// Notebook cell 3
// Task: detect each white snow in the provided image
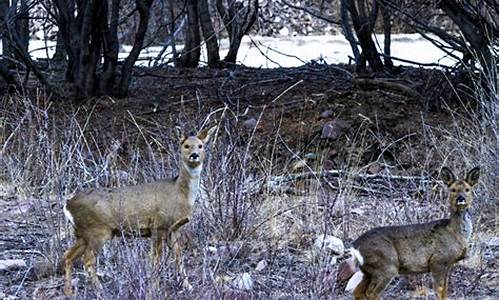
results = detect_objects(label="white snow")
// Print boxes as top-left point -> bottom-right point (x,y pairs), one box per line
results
1,33 -> 458,69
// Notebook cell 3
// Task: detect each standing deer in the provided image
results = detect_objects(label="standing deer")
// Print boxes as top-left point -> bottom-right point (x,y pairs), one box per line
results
62,125 -> 217,296
340,167 -> 480,300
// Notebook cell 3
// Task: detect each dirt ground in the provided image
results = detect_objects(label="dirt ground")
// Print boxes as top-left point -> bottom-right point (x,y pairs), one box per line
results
0,64 -> 498,299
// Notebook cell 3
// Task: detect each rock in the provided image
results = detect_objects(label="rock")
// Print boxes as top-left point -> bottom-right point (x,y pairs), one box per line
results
233,273 -> 253,291
314,234 -> 344,255
279,27 -> 289,36
320,110 -> 333,119
321,119 -> 350,140
241,118 -> 257,131
304,152 -> 317,160
328,149 -> 338,157
323,160 -> 334,171
367,163 -> 382,174
0,259 -> 27,271
255,260 -> 267,272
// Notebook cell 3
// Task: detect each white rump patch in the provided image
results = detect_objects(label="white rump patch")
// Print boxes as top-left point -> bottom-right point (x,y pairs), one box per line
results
350,248 -> 364,266
63,204 -> 75,227
345,270 -> 364,292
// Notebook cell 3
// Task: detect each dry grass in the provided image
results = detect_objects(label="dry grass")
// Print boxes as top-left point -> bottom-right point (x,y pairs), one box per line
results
0,68 -> 498,299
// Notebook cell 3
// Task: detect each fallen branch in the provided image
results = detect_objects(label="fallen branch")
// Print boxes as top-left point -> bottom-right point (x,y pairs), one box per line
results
268,169 -> 435,187
353,78 -> 425,101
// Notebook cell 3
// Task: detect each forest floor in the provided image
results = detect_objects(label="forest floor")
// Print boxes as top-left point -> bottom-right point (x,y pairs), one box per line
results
0,63 -> 498,299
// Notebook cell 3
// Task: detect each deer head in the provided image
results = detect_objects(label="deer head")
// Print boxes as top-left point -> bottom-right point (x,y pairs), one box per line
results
175,126 -> 217,174
441,167 -> 480,213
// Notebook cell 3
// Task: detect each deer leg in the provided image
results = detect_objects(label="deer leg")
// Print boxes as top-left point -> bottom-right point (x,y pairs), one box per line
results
431,266 -> 450,300
353,276 -> 370,300
63,238 -> 86,296
149,229 -> 166,295
364,275 -> 393,300
168,230 -> 192,290
82,246 -> 103,291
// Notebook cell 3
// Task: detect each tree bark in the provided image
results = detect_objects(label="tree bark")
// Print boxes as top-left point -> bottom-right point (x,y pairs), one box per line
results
117,0 -> 153,97
439,0 -> 494,71
176,0 -> 201,68
198,0 -> 220,67
99,0 -> 120,94
344,0 -> 384,72
381,5 -> 393,69
216,0 -> 258,64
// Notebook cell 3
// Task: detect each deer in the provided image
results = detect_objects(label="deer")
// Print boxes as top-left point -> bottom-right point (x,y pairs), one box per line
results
339,167 -> 480,300
62,125 -> 217,296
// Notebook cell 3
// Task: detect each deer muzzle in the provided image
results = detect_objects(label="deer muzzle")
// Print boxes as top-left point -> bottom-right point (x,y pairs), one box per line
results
189,153 -> 200,162
456,195 -> 466,205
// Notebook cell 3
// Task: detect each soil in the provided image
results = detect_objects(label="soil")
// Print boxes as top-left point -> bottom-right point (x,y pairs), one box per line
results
0,63 -> 498,299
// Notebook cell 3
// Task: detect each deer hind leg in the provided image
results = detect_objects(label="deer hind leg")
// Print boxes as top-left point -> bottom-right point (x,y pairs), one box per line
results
63,238 -> 86,296
353,276 -> 370,300
82,229 -> 111,292
364,276 -> 393,300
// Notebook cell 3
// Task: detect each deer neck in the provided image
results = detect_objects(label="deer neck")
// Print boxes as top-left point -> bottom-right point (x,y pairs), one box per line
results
177,162 -> 202,207
449,208 -> 473,241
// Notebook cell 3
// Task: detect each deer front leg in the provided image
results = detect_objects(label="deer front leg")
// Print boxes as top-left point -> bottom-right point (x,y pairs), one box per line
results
168,230 -> 192,291
431,266 -> 450,300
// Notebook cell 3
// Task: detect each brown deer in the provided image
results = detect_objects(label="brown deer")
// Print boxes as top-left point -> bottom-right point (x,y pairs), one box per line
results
341,167 -> 480,300
62,125 -> 217,296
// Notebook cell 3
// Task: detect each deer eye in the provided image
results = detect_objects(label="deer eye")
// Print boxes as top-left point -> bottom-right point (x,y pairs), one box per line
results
451,188 -> 457,193
184,145 -> 189,149
465,188 -> 470,192
198,145 -> 203,149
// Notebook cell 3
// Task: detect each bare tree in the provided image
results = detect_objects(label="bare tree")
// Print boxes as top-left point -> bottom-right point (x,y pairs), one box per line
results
216,0 -> 258,64
52,0 -> 153,99
341,0 -> 384,72
176,0 -> 221,68
380,0 -> 498,72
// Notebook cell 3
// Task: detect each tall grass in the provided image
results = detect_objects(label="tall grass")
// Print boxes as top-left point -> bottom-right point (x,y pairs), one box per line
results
0,62 -> 497,299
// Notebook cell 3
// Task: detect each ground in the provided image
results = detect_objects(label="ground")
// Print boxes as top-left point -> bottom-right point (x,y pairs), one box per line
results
0,63 -> 498,299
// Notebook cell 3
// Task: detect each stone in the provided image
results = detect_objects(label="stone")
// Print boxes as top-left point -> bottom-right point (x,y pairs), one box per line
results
255,260 -> 267,272
0,259 -> 27,271
321,119 -> 350,140
313,234 -> 344,255
233,272 -> 253,291
241,118 -> 257,131
320,110 -> 333,119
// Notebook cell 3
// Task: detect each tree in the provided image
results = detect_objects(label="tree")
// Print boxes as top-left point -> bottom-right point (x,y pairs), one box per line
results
176,0 -> 221,68
341,0 -> 384,72
216,0 -> 258,64
52,0 -> 153,99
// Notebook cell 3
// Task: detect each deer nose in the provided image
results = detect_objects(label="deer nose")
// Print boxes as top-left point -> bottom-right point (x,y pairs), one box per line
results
456,195 -> 466,205
189,153 -> 200,160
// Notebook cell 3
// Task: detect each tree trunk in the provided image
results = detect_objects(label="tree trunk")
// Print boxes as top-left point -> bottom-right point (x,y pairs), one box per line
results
117,0 -> 153,97
344,0 -> 384,72
99,0 -> 120,94
216,0 -> 258,64
52,30 -> 66,61
176,0 -> 201,68
198,0 -> 220,67
439,0 -> 494,71
340,0 -> 361,65
382,6 -> 393,69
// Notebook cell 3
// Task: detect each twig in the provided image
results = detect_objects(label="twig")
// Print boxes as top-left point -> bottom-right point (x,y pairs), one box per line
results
269,169 -> 435,185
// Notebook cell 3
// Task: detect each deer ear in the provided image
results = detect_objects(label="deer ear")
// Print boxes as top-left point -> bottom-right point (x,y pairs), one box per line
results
174,126 -> 186,142
441,167 -> 456,186
197,126 -> 217,144
465,167 -> 480,186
